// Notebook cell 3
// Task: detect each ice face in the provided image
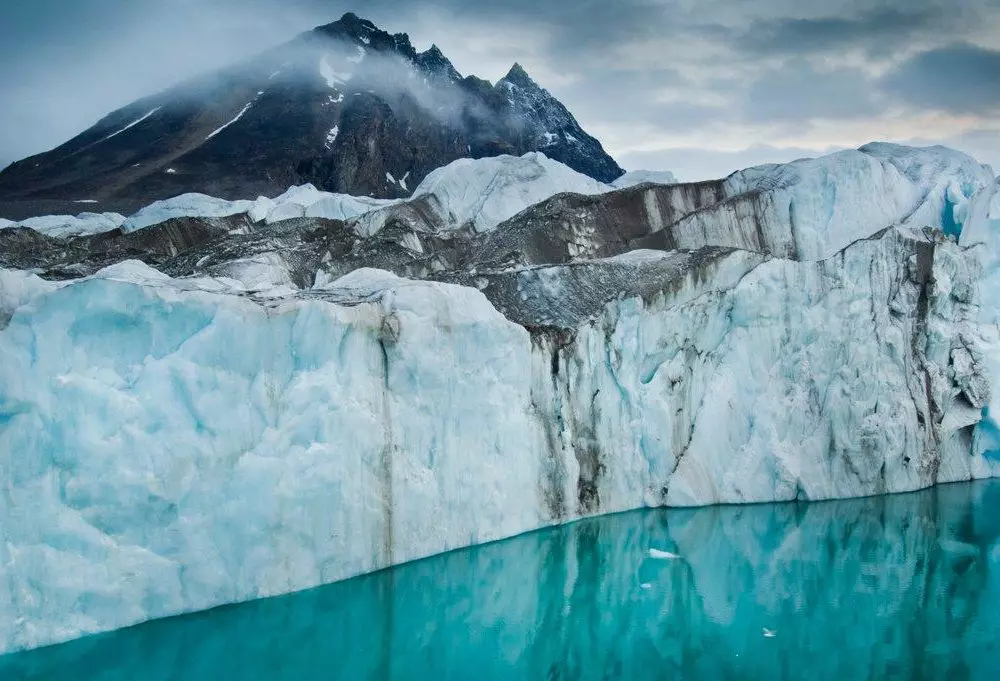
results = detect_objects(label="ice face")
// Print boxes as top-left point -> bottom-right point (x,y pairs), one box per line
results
400,152 -> 611,234
0,142 -> 998,654
688,143 -> 997,261
959,178 -> 1000,460
1,223 -> 995,653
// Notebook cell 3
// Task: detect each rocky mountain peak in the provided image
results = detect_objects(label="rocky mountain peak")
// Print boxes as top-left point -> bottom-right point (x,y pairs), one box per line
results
500,62 -> 537,89
314,12 -> 378,41
0,11 -> 625,216
313,13 -> 416,58
416,44 -> 462,81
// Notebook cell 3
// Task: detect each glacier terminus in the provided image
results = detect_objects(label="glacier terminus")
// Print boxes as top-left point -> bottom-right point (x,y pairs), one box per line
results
1,141 -> 1000,653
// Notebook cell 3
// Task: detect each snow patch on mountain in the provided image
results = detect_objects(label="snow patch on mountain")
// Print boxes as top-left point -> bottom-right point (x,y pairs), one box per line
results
206,95 -> 262,141
325,125 -> 339,149
319,55 -> 352,87
102,107 -> 161,142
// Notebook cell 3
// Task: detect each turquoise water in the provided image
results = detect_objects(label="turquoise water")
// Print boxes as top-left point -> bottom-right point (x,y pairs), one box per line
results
3,480 -> 1000,680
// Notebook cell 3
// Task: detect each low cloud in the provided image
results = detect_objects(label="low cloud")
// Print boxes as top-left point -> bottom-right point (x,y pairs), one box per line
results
882,43 -> 1000,115
733,8 -> 946,58
741,61 -> 882,122
619,144 -> 848,182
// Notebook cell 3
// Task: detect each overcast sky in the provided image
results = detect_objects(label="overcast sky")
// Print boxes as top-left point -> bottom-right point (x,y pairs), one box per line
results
2,0 -> 999,180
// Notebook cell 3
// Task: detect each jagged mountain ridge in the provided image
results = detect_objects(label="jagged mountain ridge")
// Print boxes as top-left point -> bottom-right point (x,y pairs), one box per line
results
0,13 -> 622,220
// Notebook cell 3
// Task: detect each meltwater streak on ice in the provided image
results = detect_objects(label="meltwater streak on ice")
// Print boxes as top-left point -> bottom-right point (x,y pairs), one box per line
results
3,480 -> 1000,681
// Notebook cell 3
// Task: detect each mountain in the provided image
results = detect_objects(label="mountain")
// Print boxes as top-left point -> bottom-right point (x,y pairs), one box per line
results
0,13 -> 623,220
2,145 -> 1000,653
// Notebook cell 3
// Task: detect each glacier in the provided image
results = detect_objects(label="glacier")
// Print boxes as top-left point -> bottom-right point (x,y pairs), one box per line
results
1,212 -> 127,238
1,152 -> 625,239
0,143 -> 999,653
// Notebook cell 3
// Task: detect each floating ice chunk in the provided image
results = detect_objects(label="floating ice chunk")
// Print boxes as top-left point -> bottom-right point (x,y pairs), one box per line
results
648,548 -> 680,560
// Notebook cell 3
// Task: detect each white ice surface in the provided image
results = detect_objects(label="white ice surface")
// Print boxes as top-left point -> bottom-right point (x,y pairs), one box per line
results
2,143 -> 999,654
613,170 -> 678,188
357,152 -> 610,236
708,143 -> 996,260
1,224 -> 996,654
117,185 -> 397,232
123,194 -> 256,232
1,212 -> 128,238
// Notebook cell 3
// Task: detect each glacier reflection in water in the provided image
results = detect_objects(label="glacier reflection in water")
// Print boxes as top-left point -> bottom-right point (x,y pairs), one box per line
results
3,480 -> 1000,680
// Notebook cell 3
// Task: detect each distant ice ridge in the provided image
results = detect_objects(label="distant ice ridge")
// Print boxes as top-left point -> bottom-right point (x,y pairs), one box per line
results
354,152 -> 616,237
0,222 -> 995,654
706,143 -> 996,261
612,169 -> 678,189
0,212 -> 127,238
122,186 -> 397,232
2,153 -> 676,238
411,152 -> 609,233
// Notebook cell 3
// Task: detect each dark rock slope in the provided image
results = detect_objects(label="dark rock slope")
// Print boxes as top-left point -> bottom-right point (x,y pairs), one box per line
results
0,13 -> 622,220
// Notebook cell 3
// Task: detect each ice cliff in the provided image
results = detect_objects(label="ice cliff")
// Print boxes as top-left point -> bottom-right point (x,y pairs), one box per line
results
0,144 -> 998,653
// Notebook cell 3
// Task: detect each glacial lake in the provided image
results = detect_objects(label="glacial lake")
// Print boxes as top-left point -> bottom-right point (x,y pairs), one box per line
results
3,480 -> 1000,680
